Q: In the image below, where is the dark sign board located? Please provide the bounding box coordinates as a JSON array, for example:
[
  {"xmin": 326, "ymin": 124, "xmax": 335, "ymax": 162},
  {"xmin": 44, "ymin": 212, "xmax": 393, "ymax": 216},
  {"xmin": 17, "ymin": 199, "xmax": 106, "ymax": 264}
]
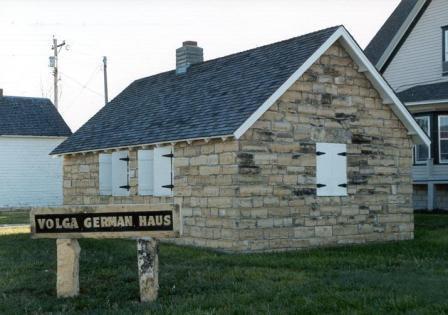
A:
[
  {"xmin": 35, "ymin": 211, "xmax": 173, "ymax": 234},
  {"xmin": 30, "ymin": 204, "xmax": 180, "ymax": 239}
]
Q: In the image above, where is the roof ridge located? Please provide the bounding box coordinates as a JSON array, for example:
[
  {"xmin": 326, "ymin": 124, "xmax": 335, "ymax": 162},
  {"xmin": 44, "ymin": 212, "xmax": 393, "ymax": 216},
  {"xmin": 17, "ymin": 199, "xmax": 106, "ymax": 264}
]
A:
[
  {"xmin": 1, "ymin": 95, "xmax": 52, "ymax": 101},
  {"xmin": 134, "ymin": 25, "xmax": 341, "ymax": 83},
  {"xmin": 188, "ymin": 25, "xmax": 342, "ymax": 67}
]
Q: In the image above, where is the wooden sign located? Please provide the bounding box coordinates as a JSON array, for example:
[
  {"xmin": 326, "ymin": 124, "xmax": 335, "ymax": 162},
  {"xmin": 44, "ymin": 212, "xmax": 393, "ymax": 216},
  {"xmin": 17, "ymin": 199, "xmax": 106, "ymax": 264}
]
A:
[
  {"xmin": 30, "ymin": 204, "xmax": 181, "ymax": 239},
  {"xmin": 30, "ymin": 203, "xmax": 181, "ymax": 302}
]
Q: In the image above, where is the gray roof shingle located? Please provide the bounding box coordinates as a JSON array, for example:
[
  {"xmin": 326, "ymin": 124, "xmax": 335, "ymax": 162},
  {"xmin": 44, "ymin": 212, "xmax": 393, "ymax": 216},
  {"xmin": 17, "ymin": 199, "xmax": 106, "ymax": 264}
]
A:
[
  {"xmin": 398, "ymin": 81, "xmax": 448, "ymax": 103},
  {"xmin": 365, "ymin": 0, "xmax": 421, "ymax": 68},
  {"xmin": 0, "ymin": 96, "xmax": 72, "ymax": 137},
  {"xmin": 52, "ymin": 26, "xmax": 340, "ymax": 155}
]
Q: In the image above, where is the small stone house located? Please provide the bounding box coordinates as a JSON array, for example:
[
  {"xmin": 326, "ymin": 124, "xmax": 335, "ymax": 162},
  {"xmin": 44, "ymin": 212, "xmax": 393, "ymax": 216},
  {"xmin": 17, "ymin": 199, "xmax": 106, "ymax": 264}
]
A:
[
  {"xmin": 51, "ymin": 26, "xmax": 429, "ymax": 252},
  {"xmin": 0, "ymin": 91, "xmax": 71, "ymax": 208}
]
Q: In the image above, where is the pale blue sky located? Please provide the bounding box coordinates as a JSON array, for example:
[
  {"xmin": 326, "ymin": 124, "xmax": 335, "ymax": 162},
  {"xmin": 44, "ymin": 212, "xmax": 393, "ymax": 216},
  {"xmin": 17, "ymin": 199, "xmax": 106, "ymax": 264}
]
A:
[{"xmin": 0, "ymin": 0, "xmax": 399, "ymax": 131}]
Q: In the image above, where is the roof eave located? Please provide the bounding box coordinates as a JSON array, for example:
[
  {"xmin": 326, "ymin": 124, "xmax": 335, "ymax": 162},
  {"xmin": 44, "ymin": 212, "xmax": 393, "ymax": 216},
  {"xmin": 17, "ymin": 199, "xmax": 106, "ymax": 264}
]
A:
[{"xmin": 51, "ymin": 134, "xmax": 235, "ymax": 156}]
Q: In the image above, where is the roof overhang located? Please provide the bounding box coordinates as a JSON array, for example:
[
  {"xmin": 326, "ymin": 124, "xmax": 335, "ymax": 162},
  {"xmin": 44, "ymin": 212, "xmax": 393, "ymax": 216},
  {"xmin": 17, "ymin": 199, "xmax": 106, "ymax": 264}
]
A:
[
  {"xmin": 52, "ymin": 134, "xmax": 234, "ymax": 157},
  {"xmin": 406, "ymin": 99, "xmax": 448, "ymax": 107},
  {"xmin": 0, "ymin": 135, "xmax": 68, "ymax": 139},
  {"xmin": 405, "ymin": 99, "xmax": 448, "ymax": 114},
  {"xmin": 233, "ymin": 26, "xmax": 431, "ymax": 147}
]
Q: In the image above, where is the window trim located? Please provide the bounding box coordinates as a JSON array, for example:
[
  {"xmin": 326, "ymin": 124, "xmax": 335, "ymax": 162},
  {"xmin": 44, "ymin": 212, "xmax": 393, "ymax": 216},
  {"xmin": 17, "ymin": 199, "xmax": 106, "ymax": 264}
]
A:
[
  {"xmin": 414, "ymin": 115, "xmax": 431, "ymax": 164},
  {"xmin": 439, "ymin": 115, "xmax": 448, "ymax": 164},
  {"xmin": 443, "ymin": 26, "xmax": 448, "ymax": 74}
]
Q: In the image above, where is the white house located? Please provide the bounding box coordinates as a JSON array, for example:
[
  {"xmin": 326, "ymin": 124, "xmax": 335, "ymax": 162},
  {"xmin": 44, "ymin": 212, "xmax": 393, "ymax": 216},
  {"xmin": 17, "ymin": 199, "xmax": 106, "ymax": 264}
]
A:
[
  {"xmin": 365, "ymin": 0, "xmax": 448, "ymax": 211},
  {"xmin": 0, "ymin": 90, "xmax": 71, "ymax": 208}
]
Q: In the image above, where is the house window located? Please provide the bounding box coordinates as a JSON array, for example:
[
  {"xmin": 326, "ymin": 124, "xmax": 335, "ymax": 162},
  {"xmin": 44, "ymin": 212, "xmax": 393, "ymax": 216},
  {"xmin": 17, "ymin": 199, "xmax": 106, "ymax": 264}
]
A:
[
  {"xmin": 138, "ymin": 150, "xmax": 154, "ymax": 195},
  {"xmin": 439, "ymin": 116, "xmax": 448, "ymax": 163},
  {"xmin": 99, "ymin": 153, "xmax": 112, "ymax": 195},
  {"xmin": 414, "ymin": 116, "xmax": 430, "ymax": 164},
  {"xmin": 138, "ymin": 146, "xmax": 173, "ymax": 196},
  {"xmin": 443, "ymin": 26, "xmax": 448, "ymax": 74},
  {"xmin": 316, "ymin": 143, "xmax": 347, "ymax": 197},
  {"xmin": 98, "ymin": 151, "xmax": 130, "ymax": 197}
]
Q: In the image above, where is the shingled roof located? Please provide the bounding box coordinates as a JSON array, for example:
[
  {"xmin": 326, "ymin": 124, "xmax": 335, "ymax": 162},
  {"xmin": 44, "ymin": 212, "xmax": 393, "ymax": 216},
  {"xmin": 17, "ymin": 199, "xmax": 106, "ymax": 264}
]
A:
[
  {"xmin": 398, "ymin": 81, "xmax": 448, "ymax": 103},
  {"xmin": 51, "ymin": 26, "xmax": 340, "ymax": 155},
  {"xmin": 52, "ymin": 25, "xmax": 431, "ymax": 155},
  {"xmin": 0, "ymin": 96, "xmax": 71, "ymax": 137},
  {"xmin": 365, "ymin": 0, "xmax": 427, "ymax": 70}
]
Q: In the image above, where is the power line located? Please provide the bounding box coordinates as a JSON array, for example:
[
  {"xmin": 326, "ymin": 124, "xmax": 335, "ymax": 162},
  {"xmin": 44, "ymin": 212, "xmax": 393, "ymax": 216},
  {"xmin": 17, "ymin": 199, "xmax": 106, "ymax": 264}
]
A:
[
  {"xmin": 60, "ymin": 68, "xmax": 102, "ymax": 97},
  {"xmin": 61, "ymin": 65, "xmax": 103, "ymax": 111}
]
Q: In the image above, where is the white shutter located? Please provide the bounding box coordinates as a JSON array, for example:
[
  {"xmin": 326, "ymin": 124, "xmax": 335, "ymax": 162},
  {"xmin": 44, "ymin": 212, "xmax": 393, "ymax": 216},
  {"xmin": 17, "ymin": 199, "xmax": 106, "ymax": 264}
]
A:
[
  {"xmin": 138, "ymin": 150, "xmax": 154, "ymax": 195},
  {"xmin": 316, "ymin": 143, "xmax": 347, "ymax": 197},
  {"xmin": 153, "ymin": 146, "xmax": 173, "ymax": 196},
  {"xmin": 99, "ymin": 153, "xmax": 112, "ymax": 195},
  {"xmin": 112, "ymin": 151, "xmax": 130, "ymax": 196}
]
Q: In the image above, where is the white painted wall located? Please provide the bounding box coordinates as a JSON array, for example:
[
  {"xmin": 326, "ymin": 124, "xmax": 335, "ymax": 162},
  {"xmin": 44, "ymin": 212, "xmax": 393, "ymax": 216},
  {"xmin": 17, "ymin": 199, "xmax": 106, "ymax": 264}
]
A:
[
  {"xmin": 384, "ymin": 0, "xmax": 448, "ymax": 92},
  {"xmin": 0, "ymin": 136, "xmax": 65, "ymax": 208}
]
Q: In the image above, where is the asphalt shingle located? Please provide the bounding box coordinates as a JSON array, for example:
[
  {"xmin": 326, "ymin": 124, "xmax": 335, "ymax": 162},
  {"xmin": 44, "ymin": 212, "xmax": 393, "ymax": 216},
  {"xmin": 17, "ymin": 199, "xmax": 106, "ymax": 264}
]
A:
[
  {"xmin": 52, "ymin": 26, "xmax": 339, "ymax": 155},
  {"xmin": 398, "ymin": 81, "xmax": 448, "ymax": 103},
  {"xmin": 0, "ymin": 96, "xmax": 72, "ymax": 137}
]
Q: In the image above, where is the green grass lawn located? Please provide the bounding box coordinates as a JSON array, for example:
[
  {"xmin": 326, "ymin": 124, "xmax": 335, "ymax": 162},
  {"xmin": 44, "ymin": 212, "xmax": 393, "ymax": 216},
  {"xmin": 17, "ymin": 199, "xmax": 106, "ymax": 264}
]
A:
[
  {"xmin": 0, "ymin": 211, "xmax": 29, "ymax": 225},
  {"xmin": 0, "ymin": 214, "xmax": 447, "ymax": 314}
]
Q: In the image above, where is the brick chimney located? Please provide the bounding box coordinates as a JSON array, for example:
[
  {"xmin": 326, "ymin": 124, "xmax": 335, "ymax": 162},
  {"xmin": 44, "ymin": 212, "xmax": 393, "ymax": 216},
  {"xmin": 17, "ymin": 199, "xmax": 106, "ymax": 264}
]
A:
[{"xmin": 176, "ymin": 41, "xmax": 203, "ymax": 74}]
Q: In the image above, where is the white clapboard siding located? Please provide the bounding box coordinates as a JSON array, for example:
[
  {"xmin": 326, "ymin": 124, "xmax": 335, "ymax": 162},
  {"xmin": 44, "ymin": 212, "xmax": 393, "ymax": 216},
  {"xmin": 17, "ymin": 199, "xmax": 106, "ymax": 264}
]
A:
[
  {"xmin": 138, "ymin": 150, "xmax": 154, "ymax": 195},
  {"xmin": 316, "ymin": 143, "xmax": 347, "ymax": 197},
  {"xmin": 99, "ymin": 153, "xmax": 112, "ymax": 195},
  {"xmin": 0, "ymin": 136, "xmax": 65, "ymax": 207},
  {"xmin": 111, "ymin": 151, "xmax": 130, "ymax": 197},
  {"xmin": 384, "ymin": 0, "xmax": 448, "ymax": 91},
  {"xmin": 153, "ymin": 146, "xmax": 173, "ymax": 196}
]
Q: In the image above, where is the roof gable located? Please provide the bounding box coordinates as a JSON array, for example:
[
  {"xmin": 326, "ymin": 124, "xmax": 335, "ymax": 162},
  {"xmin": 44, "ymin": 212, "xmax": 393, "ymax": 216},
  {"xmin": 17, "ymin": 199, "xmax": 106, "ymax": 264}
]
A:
[
  {"xmin": 52, "ymin": 25, "xmax": 430, "ymax": 155},
  {"xmin": 0, "ymin": 96, "xmax": 72, "ymax": 137},
  {"xmin": 364, "ymin": 0, "xmax": 429, "ymax": 71},
  {"xmin": 235, "ymin": 26, "xmax": 430, "ymax": 147}
]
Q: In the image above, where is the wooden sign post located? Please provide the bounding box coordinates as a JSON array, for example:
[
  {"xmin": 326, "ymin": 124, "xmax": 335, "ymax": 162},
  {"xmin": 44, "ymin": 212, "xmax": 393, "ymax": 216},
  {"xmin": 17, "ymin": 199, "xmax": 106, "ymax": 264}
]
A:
[{"xmin": 30, "ymin": 204, "xmax": 180, "ymax": 302}]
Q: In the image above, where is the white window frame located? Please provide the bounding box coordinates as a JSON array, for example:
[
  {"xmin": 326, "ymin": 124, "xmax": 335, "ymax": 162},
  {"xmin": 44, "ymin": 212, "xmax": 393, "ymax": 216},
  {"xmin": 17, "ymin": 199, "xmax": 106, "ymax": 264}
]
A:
[
  {"xmin": 138, "ymin": 149, "xmax": 154, "ymax": 196},
  {"xmin": 444, "ymin": 27, "xmax": 448, "ymax": 62},
  {"xmin": 111, "ymin": 150, "xmax": 130, "ymax": 197},
  {"xmin": 99, "ymin": 153, "xmax": 112, "ymax": 195},
  {"xmin": 439, "ymin": 115, "xmax": 448, "ymax": 164},
  {"xmin": 316, "ymin": 143, "xmax": 348, "ymax": 197},
  {"xmin": 414, "ymin": 116, "xmax": 430, "ymax": 164},
  {"xmin": 153, "ymin": 146, "xmax": 174, "ymax": 197}
]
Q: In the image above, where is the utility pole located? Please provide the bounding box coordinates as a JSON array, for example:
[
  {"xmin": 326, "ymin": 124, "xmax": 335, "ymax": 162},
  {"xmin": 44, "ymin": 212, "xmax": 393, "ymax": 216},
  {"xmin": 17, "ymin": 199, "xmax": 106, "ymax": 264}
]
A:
[
  {"xmin": 50, "ymin": 37, "xmax": 66, "ymax": 110},
  {"xmin": 103, "ymin": 56, "xmax": 109, "ymax": 105}
]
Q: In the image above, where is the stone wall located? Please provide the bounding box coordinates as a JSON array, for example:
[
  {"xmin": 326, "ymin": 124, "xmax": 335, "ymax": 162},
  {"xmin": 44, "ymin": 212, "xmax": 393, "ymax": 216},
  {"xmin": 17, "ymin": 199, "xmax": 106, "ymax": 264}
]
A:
[
  {"xmin": 63, "ymin": 41, "xmax": 415, "ymax": 252},
  {"xmin": 233, "ymin": 41, "xmax": 414, "ymax": 251}
]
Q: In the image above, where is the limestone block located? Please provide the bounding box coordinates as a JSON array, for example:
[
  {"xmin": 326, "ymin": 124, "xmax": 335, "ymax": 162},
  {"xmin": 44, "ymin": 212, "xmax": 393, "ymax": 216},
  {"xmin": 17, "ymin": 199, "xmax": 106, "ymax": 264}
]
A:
[
  {"xmin": 137, "ymin": 238, "xmax": 159, "ymax": 303},
  {"xmin": 56, "ymin": 239, "xmax": 81, "ymax": 298},
  {"xmin": 79, "ymin": 164, "xmax": 90, "ymax": 173},
  {"xmin": 315, "ymin": 226, "xmax": 332, "ymax": 237}
]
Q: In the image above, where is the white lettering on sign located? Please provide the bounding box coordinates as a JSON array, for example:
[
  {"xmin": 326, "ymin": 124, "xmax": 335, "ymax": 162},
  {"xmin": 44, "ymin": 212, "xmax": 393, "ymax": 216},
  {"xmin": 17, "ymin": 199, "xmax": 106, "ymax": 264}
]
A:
[
  {"xmin": 84, "ymin": 216, "xmax": 133, "ymax": 228},
  {"xmin": 37, "ymin": 218, "xmax": 80, "ymax": 230},
  {"xmin": 138, "ymin": 215, "xmax": 171, "ymax": 227}
]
